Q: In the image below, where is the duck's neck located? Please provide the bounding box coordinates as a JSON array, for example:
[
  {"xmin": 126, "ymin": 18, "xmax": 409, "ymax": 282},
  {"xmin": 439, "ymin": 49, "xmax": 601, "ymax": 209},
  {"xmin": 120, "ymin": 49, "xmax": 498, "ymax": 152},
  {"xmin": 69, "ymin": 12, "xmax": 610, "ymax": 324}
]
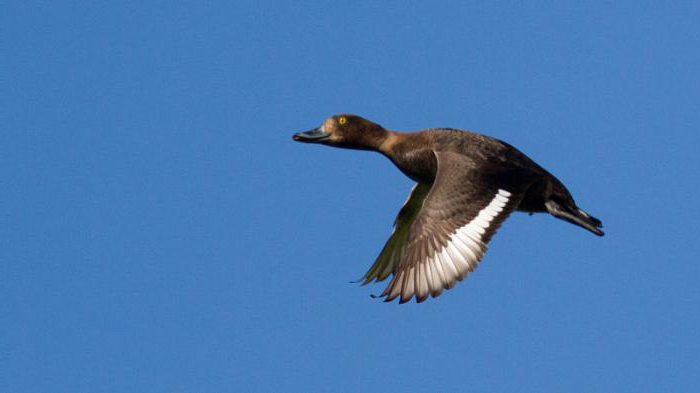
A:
[
  {"xmin": 378, "ymin": 130, "xmax": 399, "ymax": 155},
  {"xmin": 378, "ymin": 131, "xmax": 438, "ymax": 184}
]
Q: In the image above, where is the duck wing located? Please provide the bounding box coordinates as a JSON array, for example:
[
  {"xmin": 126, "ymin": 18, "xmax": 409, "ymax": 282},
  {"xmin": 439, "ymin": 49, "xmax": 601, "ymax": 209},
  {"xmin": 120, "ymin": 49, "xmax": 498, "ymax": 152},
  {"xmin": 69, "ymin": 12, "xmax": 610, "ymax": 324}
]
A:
[{"xmin": 379, "ymin": 150, "xmax": 528, "ymax": 303}]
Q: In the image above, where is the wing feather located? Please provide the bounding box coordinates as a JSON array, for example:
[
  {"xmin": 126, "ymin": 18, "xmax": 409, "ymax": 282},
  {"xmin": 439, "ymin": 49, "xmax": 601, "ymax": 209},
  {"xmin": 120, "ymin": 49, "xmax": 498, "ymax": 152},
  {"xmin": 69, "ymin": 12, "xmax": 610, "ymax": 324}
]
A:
[{"xmin": 378, "ymin": 151, "xmax": 529, "ymax": 303}]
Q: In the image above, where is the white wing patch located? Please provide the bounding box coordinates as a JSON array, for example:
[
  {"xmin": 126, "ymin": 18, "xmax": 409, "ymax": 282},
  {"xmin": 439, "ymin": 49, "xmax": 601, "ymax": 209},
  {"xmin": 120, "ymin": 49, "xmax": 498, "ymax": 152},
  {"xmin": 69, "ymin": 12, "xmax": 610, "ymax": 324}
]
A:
[{"xmin": 400, "ymin": 189, "xmax": 512, "ymax": 302}]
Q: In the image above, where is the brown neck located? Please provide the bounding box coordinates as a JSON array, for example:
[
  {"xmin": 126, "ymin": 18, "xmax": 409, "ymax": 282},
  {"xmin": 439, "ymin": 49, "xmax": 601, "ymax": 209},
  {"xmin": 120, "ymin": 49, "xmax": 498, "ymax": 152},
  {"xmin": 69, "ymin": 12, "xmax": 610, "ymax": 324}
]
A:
[
  {"xmin": 378, "ymin": 130, "xmax": 399, "ymax": 155},
  {"xmin": 377, "ymin": 131, "xmax": 438, "ymax": 183}
]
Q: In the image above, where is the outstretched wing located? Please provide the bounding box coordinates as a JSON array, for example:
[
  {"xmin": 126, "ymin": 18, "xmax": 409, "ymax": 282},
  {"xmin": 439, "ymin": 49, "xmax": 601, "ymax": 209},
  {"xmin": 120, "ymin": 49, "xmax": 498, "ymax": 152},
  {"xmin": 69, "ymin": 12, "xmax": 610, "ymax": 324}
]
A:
[{"xmin": 379, "ymin": 151, "xmax": 528, "ymax": 303}]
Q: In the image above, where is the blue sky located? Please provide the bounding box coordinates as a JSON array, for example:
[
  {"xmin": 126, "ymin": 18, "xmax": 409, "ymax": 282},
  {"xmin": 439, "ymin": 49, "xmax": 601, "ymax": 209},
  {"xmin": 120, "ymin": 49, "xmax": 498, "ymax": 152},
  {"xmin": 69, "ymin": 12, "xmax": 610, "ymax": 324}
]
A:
[{"xmin": 2, "ymin": 1, "xmax": 699, "ymax": 392}]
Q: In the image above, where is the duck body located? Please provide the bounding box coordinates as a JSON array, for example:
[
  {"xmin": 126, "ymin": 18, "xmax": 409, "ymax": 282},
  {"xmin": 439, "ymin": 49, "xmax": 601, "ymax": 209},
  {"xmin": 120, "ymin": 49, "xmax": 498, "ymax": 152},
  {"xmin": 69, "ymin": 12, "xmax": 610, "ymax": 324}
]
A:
[
  {"xmin": 383, "ymin": 128, "xmax": 570, "ymax": 215},
  {"xmin": 293, "ymin": 114, "xmax": 603, "ymax": 303}
]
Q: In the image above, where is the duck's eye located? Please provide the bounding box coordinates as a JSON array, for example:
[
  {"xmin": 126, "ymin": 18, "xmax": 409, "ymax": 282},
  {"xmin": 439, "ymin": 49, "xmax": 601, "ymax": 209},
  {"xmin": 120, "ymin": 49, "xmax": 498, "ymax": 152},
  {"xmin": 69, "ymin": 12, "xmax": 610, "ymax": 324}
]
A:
[{"xmin": 338, "ymin": 116, "xmax": 347, "ymax": 125}]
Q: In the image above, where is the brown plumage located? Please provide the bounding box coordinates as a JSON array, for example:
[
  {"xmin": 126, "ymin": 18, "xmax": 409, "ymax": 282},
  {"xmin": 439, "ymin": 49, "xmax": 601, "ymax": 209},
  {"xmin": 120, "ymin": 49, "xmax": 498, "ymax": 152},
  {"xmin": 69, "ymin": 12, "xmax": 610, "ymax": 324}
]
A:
[{"xmin": 293, "ymin": 114, "xmax": 604, "ymax": 304}]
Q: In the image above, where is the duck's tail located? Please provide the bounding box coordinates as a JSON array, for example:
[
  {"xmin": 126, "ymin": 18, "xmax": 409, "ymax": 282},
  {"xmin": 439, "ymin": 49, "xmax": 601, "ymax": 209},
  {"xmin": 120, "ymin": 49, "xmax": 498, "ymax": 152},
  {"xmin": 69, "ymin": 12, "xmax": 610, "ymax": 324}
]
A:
[{"xmin": 545, "ymin": 199, "xmax": 604, "ymax": 236}]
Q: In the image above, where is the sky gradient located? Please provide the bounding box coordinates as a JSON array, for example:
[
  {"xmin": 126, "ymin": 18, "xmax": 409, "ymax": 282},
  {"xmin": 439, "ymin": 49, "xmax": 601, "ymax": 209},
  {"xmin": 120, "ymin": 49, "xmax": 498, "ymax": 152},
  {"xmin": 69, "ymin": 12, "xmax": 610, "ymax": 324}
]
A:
[{"xmin": 2, "ymin": 1, "xmax": 700, "ymax": 392}]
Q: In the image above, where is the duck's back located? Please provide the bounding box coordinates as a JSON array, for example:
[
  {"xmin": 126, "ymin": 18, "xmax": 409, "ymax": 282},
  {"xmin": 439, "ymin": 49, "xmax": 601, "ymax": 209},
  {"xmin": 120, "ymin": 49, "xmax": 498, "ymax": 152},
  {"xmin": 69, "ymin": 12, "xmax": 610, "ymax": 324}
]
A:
[
  {"xmin": 427, "ymin": 128, "xmax": 547, "ymax": 174},
  {"xmin": 400, "ymin": 128, "xmax": 577, "ymax": 215}
]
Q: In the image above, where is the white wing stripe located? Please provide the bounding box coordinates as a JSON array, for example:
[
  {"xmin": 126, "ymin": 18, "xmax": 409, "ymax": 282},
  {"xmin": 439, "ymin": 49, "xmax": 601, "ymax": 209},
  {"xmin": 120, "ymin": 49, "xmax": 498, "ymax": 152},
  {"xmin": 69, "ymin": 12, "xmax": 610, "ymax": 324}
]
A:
[
  {"xmin": 444, "ymin": 247, "xmax": 469, "ymax": 275},
  {"xmin": 437, "ymin": 250, "xmax": 459, "ymax": 281},
  {"xmin": 445, "ymin": 242, "xmax": 464, "ymax": 265},
  {"xmin": 404, "ymin": 267, "xmax": 415, "ymax": 300},
  {"xmin": 427, "ymin": 258, "xmax": 442, "ymax": 294},
  {"xmin": 453, "ymin": 232, "xmax": 480, "ymax": 260},
  {"xmin": 421, "ymin": 263, "xmax": 431, "ymax": 295},
  {"xmin": 392, "ymin": 189, "xmax": 511, "ymax": 302},
  {"xmin": 429, "ymin": 189, "xmax": 510, "ymax": 291},
  {"xmin": 431, "ymin": 255, "xmax": 448, "ymax": 287}
]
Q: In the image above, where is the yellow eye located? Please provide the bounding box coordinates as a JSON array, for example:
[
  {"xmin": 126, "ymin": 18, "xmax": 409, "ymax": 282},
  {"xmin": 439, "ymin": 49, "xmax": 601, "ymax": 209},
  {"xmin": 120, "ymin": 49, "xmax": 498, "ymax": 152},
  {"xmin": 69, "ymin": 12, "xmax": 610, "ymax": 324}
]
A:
[{"xmin": 338, "ymin": 116, "xmax": 347, "ymax": 125}]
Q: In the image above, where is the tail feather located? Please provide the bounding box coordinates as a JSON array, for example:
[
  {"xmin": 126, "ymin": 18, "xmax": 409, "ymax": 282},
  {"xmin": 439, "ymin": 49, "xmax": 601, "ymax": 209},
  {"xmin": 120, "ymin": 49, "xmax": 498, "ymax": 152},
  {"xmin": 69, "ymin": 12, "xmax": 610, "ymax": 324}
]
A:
[
  {"xmin": 575, "ymin": 207, "xmax": 602, "ymax": 227},
  {"xmin": 545, "ymin": 200, "xmax": 604, "ymax": 236}
]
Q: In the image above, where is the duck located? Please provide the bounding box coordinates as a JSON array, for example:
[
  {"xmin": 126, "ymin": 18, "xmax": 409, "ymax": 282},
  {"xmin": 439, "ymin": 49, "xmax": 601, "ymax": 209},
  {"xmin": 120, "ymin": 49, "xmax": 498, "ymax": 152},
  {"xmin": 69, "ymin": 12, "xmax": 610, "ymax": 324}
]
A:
[{"xmin": 293, "ymin": 114, "xmax": 604, "ymax": 304}]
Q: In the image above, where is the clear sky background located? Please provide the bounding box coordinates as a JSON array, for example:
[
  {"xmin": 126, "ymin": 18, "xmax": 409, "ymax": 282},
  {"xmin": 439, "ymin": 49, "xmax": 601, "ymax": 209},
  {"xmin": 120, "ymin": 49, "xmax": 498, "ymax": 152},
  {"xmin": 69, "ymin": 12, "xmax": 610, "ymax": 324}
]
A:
[{"xmin": 2, "ymin": 1, "xmax": 699, "ymax": 392}]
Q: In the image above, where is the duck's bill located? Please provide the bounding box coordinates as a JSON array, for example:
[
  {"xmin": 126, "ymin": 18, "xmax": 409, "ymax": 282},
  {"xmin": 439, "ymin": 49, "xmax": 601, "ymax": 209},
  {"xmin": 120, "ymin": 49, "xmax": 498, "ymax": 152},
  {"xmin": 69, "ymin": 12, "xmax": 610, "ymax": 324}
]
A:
[{"xmin": 292, "ymin": 128, "xmax": 330, "ymax": 143}]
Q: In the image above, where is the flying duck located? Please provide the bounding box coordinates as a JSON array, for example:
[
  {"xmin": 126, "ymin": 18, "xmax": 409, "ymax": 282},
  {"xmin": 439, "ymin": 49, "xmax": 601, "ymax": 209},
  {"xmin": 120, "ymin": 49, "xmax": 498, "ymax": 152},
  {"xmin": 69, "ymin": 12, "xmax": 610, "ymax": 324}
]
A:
[{"xmin": 293, "ymin": 114, "xmax": 603, "ymax": 304}]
